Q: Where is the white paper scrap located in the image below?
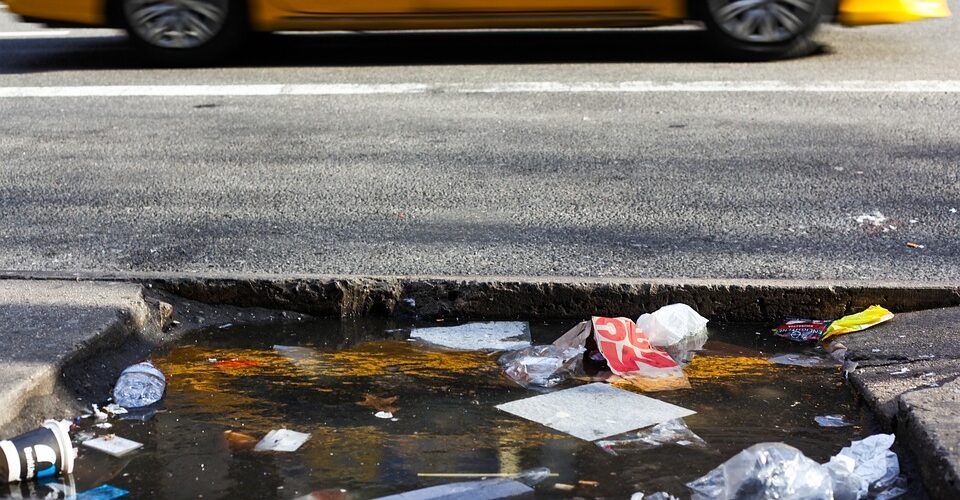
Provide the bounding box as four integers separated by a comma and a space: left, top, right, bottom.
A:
83, 435, 144, 457
254, 429, 311, 452
496, 383, 696, 441
410, 322, 531, 351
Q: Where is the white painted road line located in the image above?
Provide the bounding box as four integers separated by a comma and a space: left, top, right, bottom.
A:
0, 30, 72, 38
2, 81, 960, 98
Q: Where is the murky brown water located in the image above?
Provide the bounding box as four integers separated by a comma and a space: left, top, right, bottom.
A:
22, 320, 866, 499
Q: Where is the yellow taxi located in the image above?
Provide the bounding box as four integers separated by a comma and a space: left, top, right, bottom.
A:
3, 0, 951, 64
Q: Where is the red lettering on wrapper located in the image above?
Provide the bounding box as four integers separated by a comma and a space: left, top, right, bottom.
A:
591, 317, 679, 375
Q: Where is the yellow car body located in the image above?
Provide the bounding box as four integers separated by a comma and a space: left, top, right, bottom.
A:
4, 0, 950, 30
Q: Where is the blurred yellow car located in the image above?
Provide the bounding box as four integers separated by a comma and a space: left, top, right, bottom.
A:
3, 0, 950, 64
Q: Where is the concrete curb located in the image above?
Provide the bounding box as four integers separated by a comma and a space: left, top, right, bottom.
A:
838, 306, 960, 500
2, 271, 959, 321
0, 280, 156, 432
898, 380, 960, 500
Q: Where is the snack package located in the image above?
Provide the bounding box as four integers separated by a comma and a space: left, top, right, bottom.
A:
591, 317, 690, 391
773, 319, 832, 343
821, 305, 894, 342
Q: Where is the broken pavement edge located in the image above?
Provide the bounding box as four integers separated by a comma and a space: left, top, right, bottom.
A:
3, 270, 960, 321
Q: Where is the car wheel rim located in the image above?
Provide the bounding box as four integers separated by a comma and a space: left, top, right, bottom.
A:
707, 0, 817, 43
124, 0, 228, 49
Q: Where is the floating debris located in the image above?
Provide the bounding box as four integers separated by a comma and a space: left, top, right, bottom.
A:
410, 322, 532, 351
816, 415, 854, 428
768, 354, 837, 368
83, 435, 144, 458
358, 394, 399, 414
254, 429, 311, 452
496, 383, 695, 441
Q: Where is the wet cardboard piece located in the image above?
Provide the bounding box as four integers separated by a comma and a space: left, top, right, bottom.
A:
496, 383, 695, 441
411, 322, 531, 351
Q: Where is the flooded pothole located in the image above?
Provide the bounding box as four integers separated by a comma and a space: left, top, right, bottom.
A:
39, 319, 868, 499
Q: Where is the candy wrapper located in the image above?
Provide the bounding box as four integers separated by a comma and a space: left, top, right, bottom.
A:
773, 319, 832, 343
591, 317, 690, 391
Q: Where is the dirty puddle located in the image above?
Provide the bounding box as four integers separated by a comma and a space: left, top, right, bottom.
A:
26, 320, 866, 499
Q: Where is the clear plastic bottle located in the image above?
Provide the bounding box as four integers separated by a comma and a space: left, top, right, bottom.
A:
112, 361, 166, 408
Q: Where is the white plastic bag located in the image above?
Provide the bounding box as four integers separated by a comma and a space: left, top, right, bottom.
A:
686, 442, 833, 500
825, 434, 900, 500
636, 304, 709, 347
688, 434, 902, 500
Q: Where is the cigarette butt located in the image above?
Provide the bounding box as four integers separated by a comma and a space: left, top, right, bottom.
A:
578, 480, 599, 487
906, 242, 925, 249
554, 483, 576, 492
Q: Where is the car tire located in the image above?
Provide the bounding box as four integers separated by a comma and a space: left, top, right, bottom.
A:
699, 0, 835, 60
120, 0, 247, 66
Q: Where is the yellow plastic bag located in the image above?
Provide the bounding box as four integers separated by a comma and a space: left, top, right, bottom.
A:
821, 305, 894, 342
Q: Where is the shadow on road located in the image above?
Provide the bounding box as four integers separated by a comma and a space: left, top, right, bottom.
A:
0, 28, 827, 74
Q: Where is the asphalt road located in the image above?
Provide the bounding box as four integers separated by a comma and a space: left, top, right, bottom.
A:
1, 4, 959, 281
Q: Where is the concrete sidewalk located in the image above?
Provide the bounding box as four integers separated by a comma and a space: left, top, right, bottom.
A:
841, 307, 960, 499
0, 280, 154, 431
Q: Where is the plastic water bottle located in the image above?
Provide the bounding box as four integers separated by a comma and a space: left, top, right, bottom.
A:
113, 361, 166, 408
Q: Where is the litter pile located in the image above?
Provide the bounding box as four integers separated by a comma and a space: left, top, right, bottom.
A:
1, 302, 908, 499
498, 304, 709, 392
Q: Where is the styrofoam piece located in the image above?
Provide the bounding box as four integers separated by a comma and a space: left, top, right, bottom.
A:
496, 383, 695, 441
373, 478, 533, 500
410, 322, 531, 351
82, 435, 143, 458
254, 429, 311, 452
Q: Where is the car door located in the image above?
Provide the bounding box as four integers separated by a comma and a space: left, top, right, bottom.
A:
418, 0, 676, 14
275, 0, 416, 14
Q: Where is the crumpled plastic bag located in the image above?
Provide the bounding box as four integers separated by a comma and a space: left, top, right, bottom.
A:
665, 329, 709, 367
686, 442, 834, 500
824, 434, 900, 500
596, 418, 706, 456
631, 493, 679, 500
688, 435, 902, 500
498, 321, 591, 388
636, 303, 709, 347
499, 345, 585, 388
821, 305, 894, 342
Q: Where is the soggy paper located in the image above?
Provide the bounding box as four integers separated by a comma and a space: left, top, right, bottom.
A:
496, 383, 695, 441
411, 322, 531, 351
